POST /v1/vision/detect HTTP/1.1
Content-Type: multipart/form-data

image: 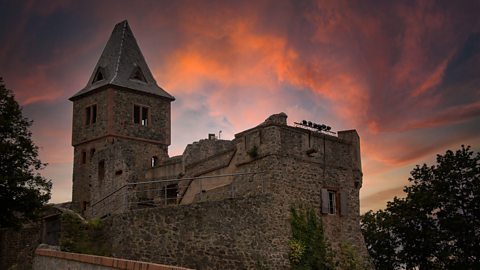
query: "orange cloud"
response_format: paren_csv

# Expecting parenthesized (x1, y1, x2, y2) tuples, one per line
(411, 56, 450, 97)
(406, 101, 480, 130)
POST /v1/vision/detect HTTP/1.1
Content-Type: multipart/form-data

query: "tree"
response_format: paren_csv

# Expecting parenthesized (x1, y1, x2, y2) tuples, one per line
(0, 77, 52, 228)
(361, 146, 480, 269)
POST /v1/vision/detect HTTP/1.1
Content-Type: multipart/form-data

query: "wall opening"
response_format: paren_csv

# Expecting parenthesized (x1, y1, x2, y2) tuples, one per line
(98, 160, 105, 183)
(328, 190, 336, 214)
(85, 104, 97, 125)
(164, 183, 178, 204)
(130, 67, 147, 83)
(133, 105, 149, 126)
(85, 107, 91, 125)
(151, 156, 158, 167)
(92, 67, 105, 83)
(141, 107, 148, 126)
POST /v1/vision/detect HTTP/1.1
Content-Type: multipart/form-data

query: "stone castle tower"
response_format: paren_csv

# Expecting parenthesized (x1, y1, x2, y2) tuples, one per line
(69, 20, 175, 214)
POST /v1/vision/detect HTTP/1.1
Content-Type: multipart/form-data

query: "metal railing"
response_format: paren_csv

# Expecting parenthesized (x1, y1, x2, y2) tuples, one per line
(90, 171, 267, 218)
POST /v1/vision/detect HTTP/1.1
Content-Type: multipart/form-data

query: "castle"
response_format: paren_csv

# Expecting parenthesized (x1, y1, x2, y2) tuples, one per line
(68, 20, 369, 268)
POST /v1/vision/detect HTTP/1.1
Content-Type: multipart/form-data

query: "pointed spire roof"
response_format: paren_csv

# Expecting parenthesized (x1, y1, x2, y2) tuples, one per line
(70, 20, 174, 101)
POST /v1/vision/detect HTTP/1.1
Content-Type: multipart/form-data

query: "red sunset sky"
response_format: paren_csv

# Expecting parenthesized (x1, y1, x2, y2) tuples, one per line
(0, 0, 479, 212)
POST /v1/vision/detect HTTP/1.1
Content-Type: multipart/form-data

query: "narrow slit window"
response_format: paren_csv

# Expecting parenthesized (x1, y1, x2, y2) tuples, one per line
(141, 107, 149, 126)
(151, 156, 158, 167)
(328, 191, 336, 214)
(85, 107, 91, 125)
(98, 160, 105, 182)
(134, 105, 140, 124)
(91, 105, 97, 124)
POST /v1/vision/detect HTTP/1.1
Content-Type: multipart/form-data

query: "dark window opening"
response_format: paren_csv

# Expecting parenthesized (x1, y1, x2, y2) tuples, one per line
(134, 105, 140, 124)
(93, 67, 105, 83)
(85, 107, 91, 125)
(85, 105, 97, 126)
(130, 67, 147, 83)
(81, 151, 87, 164)
(98, 160, 105, 182)
(151, 156, 158, 167)
(82, 201, 88, 211)
(141, 107, 148, 126)
(91, 105, 97, 124)
(163, 184, 178, 204)
(328, 190, 336, 215)
(89, 148, 96, 161)
(133, 105, 149, 126)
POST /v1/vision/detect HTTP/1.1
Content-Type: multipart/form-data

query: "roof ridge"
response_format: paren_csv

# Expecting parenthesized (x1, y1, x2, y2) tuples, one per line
(110, 21, 127, 83)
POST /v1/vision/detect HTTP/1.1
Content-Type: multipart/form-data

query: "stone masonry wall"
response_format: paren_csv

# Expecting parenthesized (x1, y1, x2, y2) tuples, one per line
(89, 138, 168, 218)
(104, 194, 291, 270)
(0, 223, 43, 270)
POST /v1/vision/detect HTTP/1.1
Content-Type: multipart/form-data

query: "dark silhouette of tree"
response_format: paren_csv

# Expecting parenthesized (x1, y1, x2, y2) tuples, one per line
(361, 146, 480, 270)
(0, 77, 52, 228)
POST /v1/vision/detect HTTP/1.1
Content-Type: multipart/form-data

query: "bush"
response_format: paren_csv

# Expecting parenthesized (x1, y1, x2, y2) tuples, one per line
(59, 212, 109, 256)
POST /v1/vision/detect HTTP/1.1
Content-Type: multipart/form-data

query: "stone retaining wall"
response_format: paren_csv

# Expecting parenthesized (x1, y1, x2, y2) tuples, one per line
(103, 194, 290, 270)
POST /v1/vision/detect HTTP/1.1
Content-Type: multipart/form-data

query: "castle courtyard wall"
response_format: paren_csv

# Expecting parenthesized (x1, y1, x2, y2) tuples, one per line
(103, 194, 291, 270)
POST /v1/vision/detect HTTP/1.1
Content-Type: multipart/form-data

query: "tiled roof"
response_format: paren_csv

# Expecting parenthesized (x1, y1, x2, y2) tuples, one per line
(69, 20, 174, 101)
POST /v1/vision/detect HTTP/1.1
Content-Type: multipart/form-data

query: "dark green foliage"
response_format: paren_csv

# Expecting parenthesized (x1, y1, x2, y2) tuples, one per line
(0, 78, 52, 228)
(361, 210, 399, 270)
(361, 146, 480, 269)
(60, 212, 109, 256)
(289, 207, 334, 270)
(336, 243, 370, 270)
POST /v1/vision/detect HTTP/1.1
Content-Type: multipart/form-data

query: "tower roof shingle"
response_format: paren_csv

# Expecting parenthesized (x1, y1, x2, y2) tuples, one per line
(69, 20, 174, 101)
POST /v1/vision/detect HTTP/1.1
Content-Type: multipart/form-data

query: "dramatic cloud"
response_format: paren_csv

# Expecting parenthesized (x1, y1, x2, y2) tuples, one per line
(0, 0, 479, 210)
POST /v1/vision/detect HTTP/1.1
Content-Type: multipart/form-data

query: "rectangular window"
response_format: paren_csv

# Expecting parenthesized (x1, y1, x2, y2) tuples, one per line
(98, 160, 105, 182)
(141, 107, 149, 126)
(133, 105, 140, 124)
(328, 191, 336, 214)
(91, 105, 97, 124)
(85, 107, 91, 125)
(322, 188, 340, 215)
(133, 105, 149, 126)
(85, 104, 97, 125)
